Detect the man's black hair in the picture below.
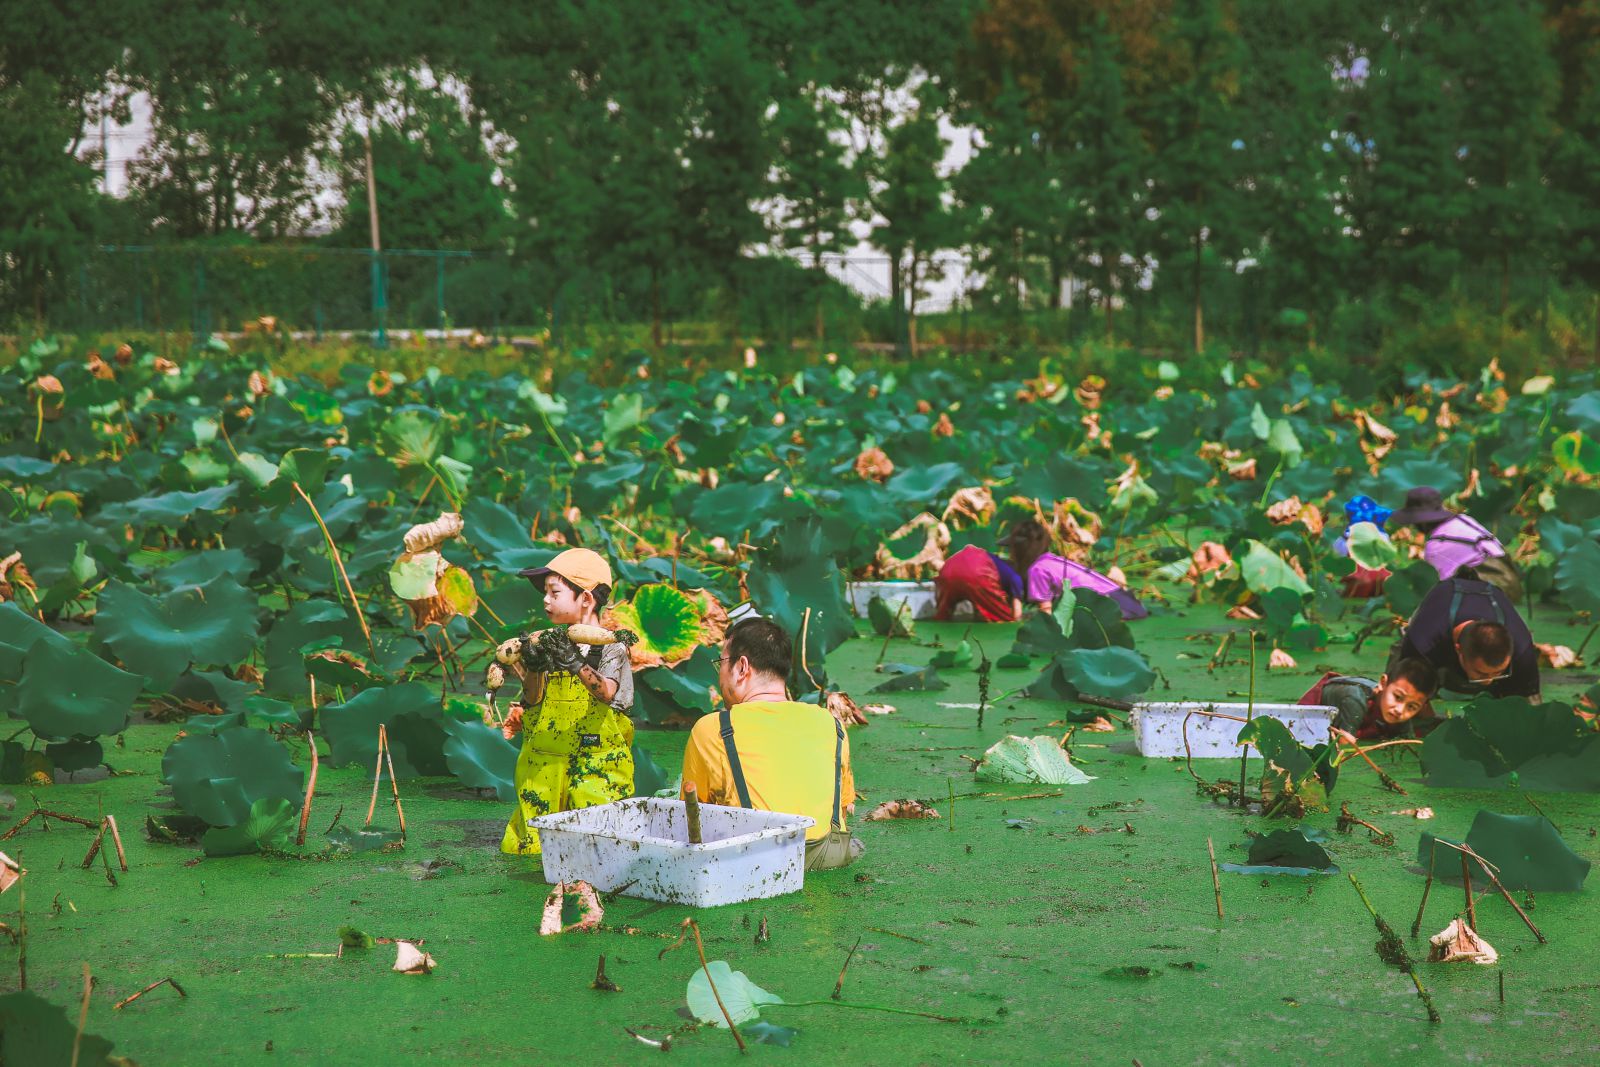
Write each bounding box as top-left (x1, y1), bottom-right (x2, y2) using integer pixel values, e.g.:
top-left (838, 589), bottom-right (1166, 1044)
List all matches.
top-left (555, 575), bottom-right (610, 614)
top-left (726, 617), bottom-right (792, 681)
top-left (1387, 656), bottom-right (1438, 697)
top-left (1459, 621), bottom-right (1512, 668)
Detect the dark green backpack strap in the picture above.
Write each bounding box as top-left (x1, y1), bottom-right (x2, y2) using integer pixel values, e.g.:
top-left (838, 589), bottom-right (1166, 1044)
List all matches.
top-left (718, 707), bottom-right (753, 809)
top-left (1449, 577), bottom-right (1505, 629)
top-left (830, 719), bottom-right (845, 832)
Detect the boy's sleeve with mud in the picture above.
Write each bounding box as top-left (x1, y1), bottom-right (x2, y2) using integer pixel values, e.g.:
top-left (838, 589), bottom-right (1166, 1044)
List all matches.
top-left (598, 642), bottom-right (635, 713)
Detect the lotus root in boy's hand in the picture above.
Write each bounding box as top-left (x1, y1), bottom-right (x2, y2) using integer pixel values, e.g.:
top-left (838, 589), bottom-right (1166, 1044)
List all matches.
top-left (539, 629), bottom-right (586, 675)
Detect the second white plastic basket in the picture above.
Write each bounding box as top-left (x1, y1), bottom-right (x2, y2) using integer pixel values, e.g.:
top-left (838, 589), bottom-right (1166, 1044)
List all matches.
top-left (528, 797), bottom-right (815, 907)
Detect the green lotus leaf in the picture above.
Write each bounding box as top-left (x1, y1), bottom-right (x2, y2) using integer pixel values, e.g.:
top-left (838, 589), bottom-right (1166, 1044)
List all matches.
top-left (17, 639), bottom-right (141, 740)
top-left (929, 640), bottom-right (976, 670)
top-left (0, 991), bottom-right (117, 1066)
top-left (995, 651), bottom-right (1031, 669)
top-left (746, 517), bottom-right (856, 665)
top-left (1238, 540), bottom-right (1311, 596)
top-left (632, 741), bottom-right (671, 797)
top-left (382, 408), bottom-right (445, 467)
top-left (1237, 715), bottom-right (1339, 799)
top-left (686, 961), bottom-right (784, 1028)
top-left (976, 735), bottom-right (1094, 785)
top-left (867, 595), bottom-right (917, 637)
top-left (162, 726), bottom-right (304, 828)
top-left (885, 462), bottom-right (964, 504)
top-left (1220, 828), bottom-right (1338, 876)
top-left (1421, 697), bottom-right (1600, 791)
top-left (1419, 811), bottom-right (1589, 893)
top-left (100, 484), bottom-right (238, 528)
top-left (608, 583), bottom-right (704, 664)
top-left (461, 499), bottom-right (534, 556)
top-left (870, 665), bottom-right (947, 693)
top-left (634, 646), bottom-right (721, 724)
top-left (1059, 646), bottom-right (1155, 699)
top-left (1345, 521), bottom-right (1398, 572)
top-left (201, 796), bottom-right (298, 857)
top-left (441, 716), bottom-right (517, 801)
top-left (179, 710), bottom-right (249, 736)
top-left (1010, 611), bottom-right (1069, 658)
top-left (153, 549), bottom-right (252, 592)
top-left (687, 481), bottom-right (786, 540)
top-left (389, 553), bottom-right (440, 600)
top-left (94, 575), bottom-right (260, 692)
top-left (326, 825), bottom-right (405, 852)
top-left (45, 738), bottom-right (103, 773)
top-left (0, 455), bottom-right (56, 479)
top-left (437, 566), bottom-right (478, 617)
top-left (319, 681), bottom-right (450, 776)
top-left (1555, 539), bottom-right (1600, 616)
top-left (1553, 431), bottom-right (1600, 476)
top-left (244, 695), bottom-right (308, 730)
top-left (603, 392), bottom-right (645, 444)
top-left (339, 925), bottom-right (376, 949)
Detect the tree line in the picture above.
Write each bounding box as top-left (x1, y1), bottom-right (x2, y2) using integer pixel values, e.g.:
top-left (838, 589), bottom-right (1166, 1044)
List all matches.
top-left (2, 0), bottom-right (1598, 358)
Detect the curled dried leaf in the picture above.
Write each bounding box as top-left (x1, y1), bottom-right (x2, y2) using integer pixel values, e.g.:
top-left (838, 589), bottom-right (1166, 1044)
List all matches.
top-left (403, 512), bottom-right (464, 555)
top-left (865, 799), bottom-right (940, 821)
top-left (153, 357), bottom-right (180, 376)
top-left (393, 941), bottom-right (437, 974)
top-left (1392, 807), bottom-right (1435, 820)
top-left (854, 447), bottom-right (894, 483)
top-left (113, 342), bottom-right (134, 365)
top-left (86, 353), bottom-right (115, 381)
top-left (540, 880), bottom-right (603, 936)
top-left (0, 852), bottom-right (24, 893)
top-left (1536, 643), bottom-right (1581, 669)
top-left (1268, 648), bottom-right (1297, 670)
top-left (826, 691), bottom-right (868, 727)
top-left (1427, 919), bottom-right (1497, 965)
top-left (861, 703), bottom-right (896, 716)
top-left (942, 486), bottom-right (994, 528)
top-left (1185, 542), bottom-right (1233, 583)
top-left (1081, 716), bottom-right (1116, 733)
top-left (933, 413), bottom-right (955, 437)
top-left (1227, 458), bottom-right (1258, 481)
top-left (247, 370), bottom-right (272, 398)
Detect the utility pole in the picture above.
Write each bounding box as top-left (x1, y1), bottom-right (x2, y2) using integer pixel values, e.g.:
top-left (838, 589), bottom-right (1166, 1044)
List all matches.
top-left (365, 119), bottom-right (387, 350)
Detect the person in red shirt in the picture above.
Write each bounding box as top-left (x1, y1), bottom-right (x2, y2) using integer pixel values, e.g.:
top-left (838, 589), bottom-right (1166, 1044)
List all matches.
top-left (934, 544), bottom-right (1025, 622)
top-left (1298, 657), bottom-right (1439, 743)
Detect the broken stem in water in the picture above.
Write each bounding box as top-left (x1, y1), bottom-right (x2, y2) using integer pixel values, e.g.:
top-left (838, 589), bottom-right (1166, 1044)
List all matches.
top-left (832, 935), bottom-right (862, 1000)
top-left (1411, 849), bottom-right (1436, 939)
top-left (684, 918), bottom-right (745, 1053)
top-left (296, 732), bottom-right (319, 847)
top-left (383, 724), bottom-right (406, 839)
top-left (1238, 631), bottom-right (1257, 808)
top-left (876, 601), bottom-right (908, 665)
top-left (1348, 872), bottom-right (1440, 1024)
top-left (684, 784), bottom-right (703, 845)
top-left (1207, 837), bottom-right (1224, 919)
top-left (291, 481), bottom-right (374, 658)
top-left (112, 976), bottom-right (187, 1010)
top-left (71, 962), bottom-right (91, 1067)
top-left (366, 725), bottom-right (386, 827)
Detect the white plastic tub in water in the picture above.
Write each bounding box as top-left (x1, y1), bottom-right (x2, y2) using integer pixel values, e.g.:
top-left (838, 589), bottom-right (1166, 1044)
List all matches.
top-left (528, 798), bottom-right (815, 907)
top-left (848, 581), bottom-right (947, 619)
top-left (1129, 702), bottom-right (1336, 759)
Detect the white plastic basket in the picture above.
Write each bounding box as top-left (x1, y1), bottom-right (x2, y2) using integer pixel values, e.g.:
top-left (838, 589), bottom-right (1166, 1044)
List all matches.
top-left (528, 798), bottom-right (815, 907)
top-left (846, 581), bottom-right (944, 619)
top-left (1129, 702), bottom-right (1336, 759)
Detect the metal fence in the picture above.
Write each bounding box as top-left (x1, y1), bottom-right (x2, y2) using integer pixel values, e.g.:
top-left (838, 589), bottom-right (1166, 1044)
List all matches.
top-left (51, 243), bottom-right (1580, 360)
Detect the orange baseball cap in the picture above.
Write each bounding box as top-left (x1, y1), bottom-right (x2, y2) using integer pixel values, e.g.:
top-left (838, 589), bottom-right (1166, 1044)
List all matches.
top-left (519, 548), bottom-right (613, 591)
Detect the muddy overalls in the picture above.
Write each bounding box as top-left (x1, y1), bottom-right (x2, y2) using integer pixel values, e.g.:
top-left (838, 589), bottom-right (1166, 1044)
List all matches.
top-left (500, 647), bottom-right (635, 856)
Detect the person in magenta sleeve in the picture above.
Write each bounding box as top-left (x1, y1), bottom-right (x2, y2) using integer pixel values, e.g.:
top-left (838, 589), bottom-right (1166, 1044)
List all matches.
top-left (1007, 518), bottom-right (1147, 620)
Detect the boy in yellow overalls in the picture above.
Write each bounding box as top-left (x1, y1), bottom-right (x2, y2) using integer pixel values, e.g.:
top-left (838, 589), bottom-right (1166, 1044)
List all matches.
top-left (499, 549), bottom-right (635, 855)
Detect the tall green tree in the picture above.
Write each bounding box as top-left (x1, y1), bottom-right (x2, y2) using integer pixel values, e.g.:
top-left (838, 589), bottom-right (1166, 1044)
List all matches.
top-left (766, 88), bottom-right (864, 339)
top-left (867, 82), bottom-right (959, 357)
top-left (1139, 0), bottom-right (1248, 353)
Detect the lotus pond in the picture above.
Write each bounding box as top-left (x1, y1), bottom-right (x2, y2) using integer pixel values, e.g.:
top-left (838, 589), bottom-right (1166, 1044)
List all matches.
top-left (2, 340), bottom-right (1599, 1064)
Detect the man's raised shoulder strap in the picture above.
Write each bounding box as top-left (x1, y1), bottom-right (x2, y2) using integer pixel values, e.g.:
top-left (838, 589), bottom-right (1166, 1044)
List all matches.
top-left (718, 707), bottom-right (753, 809)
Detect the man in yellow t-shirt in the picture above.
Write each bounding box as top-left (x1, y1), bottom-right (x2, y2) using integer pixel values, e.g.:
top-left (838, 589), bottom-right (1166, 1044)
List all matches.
top-left (680, 617), bottom-right (861, 871)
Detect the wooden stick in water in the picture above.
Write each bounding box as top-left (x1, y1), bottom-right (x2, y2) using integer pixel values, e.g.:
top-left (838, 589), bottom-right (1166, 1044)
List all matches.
top-left (104, 815), bottom-right (128, 872)
top-left (684, 784), bottom-right (703, 845)
top-left (71, 962), bottom-right (91, 1067)
top-left (381, 724), bottom-right (405, 838)
top-left (112, 976), bottom-right (187, 1011)
top-left (366, 725), bottom-right (385, 827)
top-left (1207, 837), bottom-right (1224, 919)
top-left (296, 732), bottom-right (319, 847)
top-left (1411, 847), bottom-right (1436, 938)
top-left (1461, 854), bottom-right (1477, 929)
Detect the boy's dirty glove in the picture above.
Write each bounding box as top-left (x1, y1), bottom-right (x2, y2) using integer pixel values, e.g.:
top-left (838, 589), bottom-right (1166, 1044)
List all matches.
top-left (540, 629), bottom-right (586, 675)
